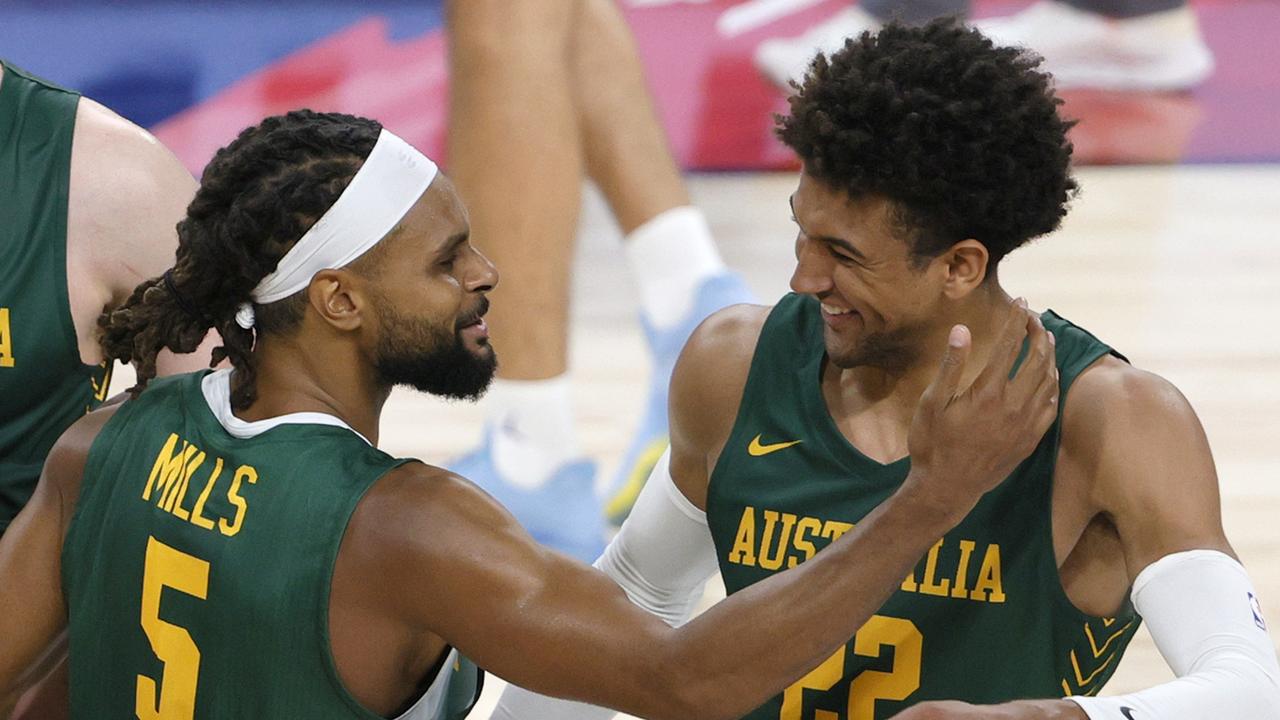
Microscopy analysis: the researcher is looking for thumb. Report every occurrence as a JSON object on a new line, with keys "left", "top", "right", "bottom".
{"left": 929, "top": 324, "right": 971, "bottom": 402}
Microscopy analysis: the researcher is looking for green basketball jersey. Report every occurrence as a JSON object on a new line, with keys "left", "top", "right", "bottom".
{"left": 707, "top": 294, "right": 1140, "bottom": 720}
{"left": 0, "top": 61, "right": 112, "bottom": 535}
{"left": 62, "top": 370, "right": 482, "bottom": 719}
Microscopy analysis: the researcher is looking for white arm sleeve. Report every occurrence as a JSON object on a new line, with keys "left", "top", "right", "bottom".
{"left": 1069, "top": 549, "right": 1280, "bottom": 720}
{"left": 490, "top": 449, "right": 721, "bottom": 720}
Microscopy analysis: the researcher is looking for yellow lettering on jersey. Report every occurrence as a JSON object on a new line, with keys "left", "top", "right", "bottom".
{"left": 219, "top": 465, "right": 258, "bottom": 537}
{"left": 0, "top": 308, "right": 14, "bottom": 368}
{"left": 728, "top": 506, "right": 757, "bottom": 567}
{"left": 780, "top": 645, "right": 844, "bottom": 719}
{"left": 787, "top": 516, "right": 823, "bottom": 568}
{"left": 144, "top": 434, "right": 197, "bottom": 504}
{"left": 163, "top": 450, "right": 206, "bottom": 520}
{"left": 724, "top": 505, "right": 1007, "bottom": 604}
{"left": 91, "top": 361, "right": 113, "bottom": 403}
{"left": 758, "top": 510, "right": 797, "bottom": 571}
{"left": 950, "top": 539, "right": 977, "bottom": 599}
{"left": 969, "top": 543, "right": 1006, "bottom": 603}
{"left": 188, "top": 458, "right": 222, "bottom": 531}
{"left": 901, "top": 573, "right": 919, "bottom": 593}
{"left": 820, "top": 519, "right": 853, "bottom": 541}
{"left": 918, "top": 539, "right": 951, "bottom": 597}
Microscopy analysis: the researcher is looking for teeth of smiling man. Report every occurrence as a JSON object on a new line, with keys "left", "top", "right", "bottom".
{"left": 821, "top": 303, "right": 853, "bottom": 315}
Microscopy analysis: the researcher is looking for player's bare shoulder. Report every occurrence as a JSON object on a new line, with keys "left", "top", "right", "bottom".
{"left": 669, "top": 303, "right": 771, "bottom": 459}
{"left": 344, "top": 461, "right": 533, "bottom": 571}
{"left": 40, "top": 401, "right": 126, "bottom": 523}
{"left": 68, "top": 97, "right": 197, "bottom": 308}
{"left": 1061, "top": 354, "right": 1218, "bottom": 517}
{"left": 1063, "top": 355, "right": 1203, "bottom": 453}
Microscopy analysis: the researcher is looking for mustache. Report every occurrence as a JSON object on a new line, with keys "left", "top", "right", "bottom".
{"left": 455, "top": 297, "right": 490, "bottom": 330}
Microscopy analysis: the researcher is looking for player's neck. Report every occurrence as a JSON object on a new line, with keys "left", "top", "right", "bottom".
{"left": 236, "top": 333, "right": 390, "bottom": 445}
{"left": 831, "top": 284, "right": 1016, "bottom": 413}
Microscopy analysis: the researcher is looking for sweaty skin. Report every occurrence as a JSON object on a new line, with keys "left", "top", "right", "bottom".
{"left": 0, "top": 174, "right": 1061, "bottom": 720}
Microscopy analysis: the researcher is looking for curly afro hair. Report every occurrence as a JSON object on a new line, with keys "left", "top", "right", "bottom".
{"left": 777, "top": 18, "right": 1077, "bottom": 268}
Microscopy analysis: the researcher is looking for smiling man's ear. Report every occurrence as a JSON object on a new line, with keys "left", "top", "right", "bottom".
{"left": 307, "top": 269, "right": 370, "bottom": 332}
{"left": 938, "top": 239, "right": 990, "bottom": 299}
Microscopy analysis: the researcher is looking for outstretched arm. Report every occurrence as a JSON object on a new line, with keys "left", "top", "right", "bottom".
{"left": 353, "top": 304, "right": 1059, "bottom": 720}
{"left": 490, "top": 303, "right": 767, "bottom": 720}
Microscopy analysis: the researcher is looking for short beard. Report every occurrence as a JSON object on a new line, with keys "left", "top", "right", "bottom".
{"left": 373, "top": 301, "right": 497, "bottom": 401}
{"left": 827, "top": 324, "right": 921, "bottom": 373}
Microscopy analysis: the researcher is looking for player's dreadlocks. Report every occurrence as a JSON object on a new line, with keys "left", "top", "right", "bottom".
{"left": 778, "top": 18, "right": 1077, "bottom": 269}
{"left": 98, "top": 109, "right": 381, "bottom": 410}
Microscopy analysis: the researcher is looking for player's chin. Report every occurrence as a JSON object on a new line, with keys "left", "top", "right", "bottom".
{"left": 823, "top": 326, "right": 862, "bottom": 360}
{"left": 467, "top": 338, "right": 496, "bottom": 363}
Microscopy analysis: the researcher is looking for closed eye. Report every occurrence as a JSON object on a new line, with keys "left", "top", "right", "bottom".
{"left": 825, "top": 242, "right": 860, "bottom": 266}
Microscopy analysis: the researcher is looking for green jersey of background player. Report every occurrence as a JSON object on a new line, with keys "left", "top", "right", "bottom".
{"left": 0, "top": 61, "right": 201, "bottom": 537}
{"left": 493, "top": 19, "right": 1280, "bottom": 720}
{"left": 0, "top": 110, "right": 1063, "bottom": 719}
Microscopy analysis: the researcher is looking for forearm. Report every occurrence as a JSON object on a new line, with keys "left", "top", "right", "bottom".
{"left": 494, "top": 450, "right": 714, "bottom": 719}
{"left": 660, "top": 480, "right": 958, "bottom": 719}
{"left": 1070, "top": 551, "right": 1280, "bottom": 720}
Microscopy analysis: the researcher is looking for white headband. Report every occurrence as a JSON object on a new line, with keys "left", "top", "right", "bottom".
{"left": 235, "top": 128, "right": 438, "bottom": 329}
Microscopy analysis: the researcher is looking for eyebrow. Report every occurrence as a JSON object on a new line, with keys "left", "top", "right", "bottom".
{"left": 437, "top": 231, "right": 469, "bottom": 257}
{"left": 789, "top": 195, "right": 867, "bottom": 261}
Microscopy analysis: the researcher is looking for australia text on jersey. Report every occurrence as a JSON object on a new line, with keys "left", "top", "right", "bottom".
{"left": 726, "top": 505, "right": 1007, "bottom": 603}
{"left": 143, "top": 432, "right": 260, "bottom": 536}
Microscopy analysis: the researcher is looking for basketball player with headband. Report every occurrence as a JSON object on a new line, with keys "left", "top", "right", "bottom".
{"left": 0, "top": 110, "right": 1063, "bottom": 719}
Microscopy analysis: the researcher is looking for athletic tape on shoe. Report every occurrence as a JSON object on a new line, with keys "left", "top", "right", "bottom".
{"left": 235, "top": 129, "right": 438, "bottom": 329}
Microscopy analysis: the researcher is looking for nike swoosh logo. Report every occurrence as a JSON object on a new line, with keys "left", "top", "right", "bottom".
{"left": 1120, "top": 707, "right": 1137, "bottom": 720}
{"left": 748, "top": 434, "right": 802, "bottom": 456}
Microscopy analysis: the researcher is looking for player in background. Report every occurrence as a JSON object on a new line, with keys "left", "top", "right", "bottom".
{"left": 446, "top": 0, "right": 756, "bottom": 561}
{"left": 0, "top": 59, "right": 214, "bottom": 720}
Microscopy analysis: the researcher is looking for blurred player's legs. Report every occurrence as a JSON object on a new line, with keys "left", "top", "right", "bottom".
{"left": 447, "top": 0, "right": 601, "bottom": 561}
{"left": 446, "top": 0, "right": 752, "bottom": 560}
{"left": 755, "top": 0, "right": 1212, "bottom": 91}
{"left": 573, "top": 0, "right": 753, "bottom": 527}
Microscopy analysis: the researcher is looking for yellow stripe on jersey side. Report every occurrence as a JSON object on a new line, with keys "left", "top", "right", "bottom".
{"left": 0, "top": 308, "right": 14, "bottom": 368}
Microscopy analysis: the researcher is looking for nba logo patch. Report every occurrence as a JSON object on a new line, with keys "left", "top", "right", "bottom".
{"left": 1249, "top": 592, "right": 1267, "bottom": 630}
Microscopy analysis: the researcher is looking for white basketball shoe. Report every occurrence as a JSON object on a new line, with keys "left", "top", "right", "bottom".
{"left": 754, "top": 5, "right": 882, "bottom": 91}
{"left": 975, "top": 2, "right": 1214, "bottom": 91}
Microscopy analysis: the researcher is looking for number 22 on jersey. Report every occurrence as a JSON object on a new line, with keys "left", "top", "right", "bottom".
{"left": 781, "top": 615, "right": 923, "bottom": 720}
{"left": 137, "top": 536, "right": 210, "bottom": 720}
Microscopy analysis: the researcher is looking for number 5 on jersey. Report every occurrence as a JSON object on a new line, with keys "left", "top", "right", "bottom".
{"left": 781, "top": 615, "right": 923, "bottom": 720}
{"left": 137, "top": 536, "right": 210, "bottom": 720}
